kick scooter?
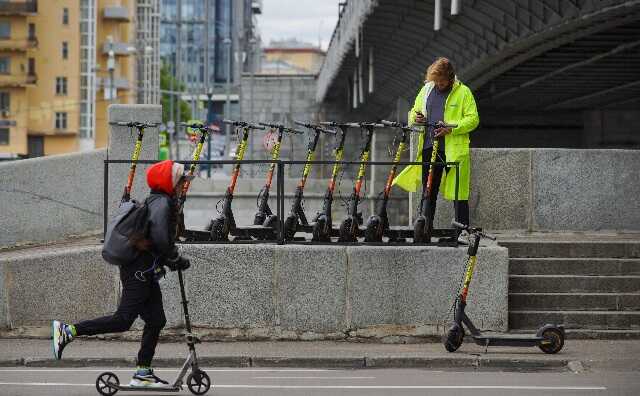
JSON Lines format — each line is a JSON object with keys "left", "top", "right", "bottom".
{"left": 413, "top": 121, "right": 457, "bottom": 243}
{"left": 443, "top": 220, "right": 565, "bottom": 354}
{"left": 251, "top": 122, "right": 304, "bottom": 240}
{"left": 311, "top": 121, "right": 350, "bottom": 242}
{"left": 95, "top": 269, "right": 211, "bottom": 395}
{"left": 176, "top": 122, "right": 214, "bottom": 240}
{"left": 207, "top": 120, "right": 265, "bottom": 241}
{"left": 110, "top": 121, "right": 159, "bottom": 203}
{"left": 338, "top": 122, "right": 386, "bottom": 242}
{"left": 363, "top": 120, "right": 421, "bottom": 242}
{"left": 282, "top": 120, "right": 336, "bottom": 240}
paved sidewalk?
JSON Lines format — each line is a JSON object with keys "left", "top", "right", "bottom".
{"left": 1, "top": 339, "right": 639, "bottom": 372}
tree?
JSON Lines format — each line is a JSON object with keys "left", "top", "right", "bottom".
{"left": 160, "top": 62, "right": 192, "bottom": 124}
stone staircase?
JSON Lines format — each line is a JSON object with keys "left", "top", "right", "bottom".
{"left": 500, "top": 239, "right": 640, "bottom": 339}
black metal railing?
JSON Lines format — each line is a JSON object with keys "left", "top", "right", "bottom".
{"left": 103, "top": 159, "right": 460, "bottom": 245}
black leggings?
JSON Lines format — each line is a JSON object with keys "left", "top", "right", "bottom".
{"left": 74, "top": 260, "right": 167, "bottom": 367}
{"left": 421, "top": 148, "right": 469, "bottom": 228}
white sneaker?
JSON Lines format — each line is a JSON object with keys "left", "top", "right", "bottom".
{"left": 129, "top": 368, "right": 169, "bottom": 388}
{"left": 457, "top": 230, "right": 470, "bottom": 245}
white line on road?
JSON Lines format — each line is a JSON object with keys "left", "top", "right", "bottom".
{"left": 251, "top": 376, "right": 377, "bottom": 379}
{"left": 0, "top": 382, "right": 607, "bottom": 391}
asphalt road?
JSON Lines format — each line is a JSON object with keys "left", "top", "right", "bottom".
{"left": 0, "top": 366, "right": 638, "bottom": 396}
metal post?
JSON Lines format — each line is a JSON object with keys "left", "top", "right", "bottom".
{"left": 107, "top": 36, "right": 116, "bottom": 103}
{"left": 434, "top": 0, "right": 442, "bottom": 31}
{"left": 224, "top": 37, "right": 232, "bottom": 161}
{"left": 103, "top": 160, "right": 109, "bottom": 239}
{"left": 451, "top": 0, "right": 460, "bottom": 15}
{"left": 205, "top": 0, "right": 211, "bottom": 178}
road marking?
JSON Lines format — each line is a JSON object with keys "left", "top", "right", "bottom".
{"left": 0, "top": 382, "right": 607, "bottom": 390}
{"left": 0, "top": 368, "right": 331, "bottom": 372}
{"left": 252, "top": 376, "right": 376, "bottom": 380}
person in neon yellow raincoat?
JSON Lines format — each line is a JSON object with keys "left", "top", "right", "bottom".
{"left": 392, "top": 57, "right": 479, "bottom": 239}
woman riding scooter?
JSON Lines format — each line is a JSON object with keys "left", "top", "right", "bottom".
{"left": 52, "top": 160, "right": 192, "bottom": 388}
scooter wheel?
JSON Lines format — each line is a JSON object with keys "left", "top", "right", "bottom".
{"left": 187, "top": 370, "right": 211, "bottom": 395}
{"left": 338, "top": 217, "right": 355, "bottom": 242}
{"left": 364, "top": 218, "right": 381, "bottom": 242}
{"left": 413, "top": 217, "right": 427, "bottom": 243}
{"left": 263, "top": 215, "right": 279, "bottom": 240}
{"left": 96, "top": 372, "right": 119, "bottom": 396}
{"left": 538, "top": 327, "right": 564, "bottom": 354}
{"left": 284, "top": 214, "right": 298, "bottom": 240}
{"left": 312, "top": 216, "right": 330, "bottom": 242}
{"left": 209, "top": 218, "right": 226, "bottom": 241}
{"left": 443, "top": 323, "right": 464, "bottom": 352}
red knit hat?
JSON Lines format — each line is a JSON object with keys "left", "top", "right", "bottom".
{"left": 146, "top": 160, "right": 184, "bottom": 195}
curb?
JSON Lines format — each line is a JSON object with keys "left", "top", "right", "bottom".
{"left": 1, "top": 356, "right": 572, "bottom": 371}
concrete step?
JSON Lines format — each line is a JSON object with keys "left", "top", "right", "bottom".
{"left": 499, "top": 240, "right": 640, "bottom": 258}
{"left": 509, "top": 258, "right": 640, "bottom": 276}
{"left": 509, "top": 292, "right": 640, "bottom": 311}
{"left": 510, "top": 328, "right": 640, "bottom": 339}
{"left": 509, "top": 275, "right": 640, "bottom": 293}
{"left": 509, "top": 310, "right": 640, "bottom": 330}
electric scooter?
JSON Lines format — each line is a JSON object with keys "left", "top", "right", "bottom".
{"left": 443, "top": 220, "right": 565, "bottom": 354}
{"left": 338, "top": 122, "right": 385, "bottom": 242}
{"left": 282, "top": 120, "right": 336, "bottom": 240}
{"left": 311, "top": 121, "right": 350, "bottom": 242}
{"left": 251, "top": 122, "right": 304, "bottom": 239}
{"left": 110, "top": 121, "right": 159, "bottom": 203}
{"left": 175, "top": 122, "right": 214, "bottom": 240}
{"left": 95, "top": 270, "right": 211, "bottom": 395}
{"left": 363, "top": 120, "right": 421, "bottom": 242}
{"left": 413, "top": 121, "right": 457, "bottom": 243}
{"left": 207, "top": 120, "right": 265, "bottom": 241}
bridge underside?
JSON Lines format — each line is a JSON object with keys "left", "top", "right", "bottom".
{"left": 319, "top": 1, "right": 640, "bottom": 149}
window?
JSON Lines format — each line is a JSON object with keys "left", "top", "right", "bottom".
{"left": 28, "top": 23, "right": 35, "bottom": 40}
{"left": 62, "top": 42, "right": 68, "bottom": 59}
{"left": 0, "top": 92, "right": 9, "bottom": 112}
{"left": 0, "top": 128, "right": 8, "bottom": 145}
{"left": 55, "top": 112, "right": 67, "bottom": 129}
{"left": 0, "top": 22, "right": 10, "bottom": 39}
{"left": 55, "top": 77, "right": 67, "bottom": 95}
{"left": 0, "top": 57, "right": 9, "bottom": 74}
{"left": 62, "top": 8, "right": 69, "bottom": 25}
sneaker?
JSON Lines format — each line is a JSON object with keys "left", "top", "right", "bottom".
{"left": 51, "top": 320, "right": 74, "bottom": 360}
{"left": 457, "top": 230, "right": 470, "bottom": 245}
{"left": 129, "top": 368, "right": 169, "bottom": 388}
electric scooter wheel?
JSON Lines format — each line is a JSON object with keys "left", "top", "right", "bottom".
{"left": 263, "top": 215, "right": 279, "bottom": 240}
{"left": 443, "top": 323, "right": 464, "bottom": 352}
{"left": 364, "top": 217, "right": 381, "bottom": 242}
{"left": 338, "top": 217, "right": 355, "bottom": 242}
{"left": 187, "top": 370, "right": 211, "bottom": 395}
{"left": 538, "top": 327, "right": 564, "bottom": 354}
{"left": 96, "top": 372, "right": 119, "bottom": 396}
{"left": 209, "top": 218, "right": 226, "bottom": 241}
{"left": 413, "top": 216, "right": 427, "bottom": 243}
{"left": 284, "top": 214, "right": 298, "bottom": 240}
{"left": 313, "top": 216, "right": 329, "bottom": 242}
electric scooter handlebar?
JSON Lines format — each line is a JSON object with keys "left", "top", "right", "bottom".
{"left": 451, "top": 220, "right": 497, "bottom": 240}
{"left": 258, "top": 122, "right": 305, "bottom": 135}
{"left": 414, "top": 121, "right": 458, "bottom": 129}
{"left": 179, "top": 122, "right": 217, "bottom": 134}
{"left": 110, "top": 121, "right": 159, "bottom": 128}
{"left": 381, "top": 120, "right": 423, "bottom": 133}
{"left": 293, "top": 120, "right": 337, "bottom": 135}
{"left": 222, "top": 119, "right": 265, "bottom": 130}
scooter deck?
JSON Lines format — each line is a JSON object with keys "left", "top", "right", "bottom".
{"left": 108, "top": 384, "right": 181, "bottom": 392}
{"left": 297, "top": 223, "right": 341, "bottom": 237}
{"left": 472, "top": 333, "right": 542, "bottom": 347}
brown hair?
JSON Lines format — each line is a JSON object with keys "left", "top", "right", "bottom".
{"left": 425, "top": 57, "right": 455, "bottom": 83}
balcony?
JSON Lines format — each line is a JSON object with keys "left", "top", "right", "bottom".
{"left": 102, "top": 41, "right": 134, "bottom": 56}
{"left": 103, "top": 5, "right": 129, "bottom": 21}
{"left": 0, "top": 1, "right": 37, "bottom": 16}
{"left": 0, "top": 73, "right": 36, "bottom": 87}
{"left": 0, "top": 37, "right": 37, "bottom": 51}
{"left": 98, "top": 76, "right": 130, "bottom": 90}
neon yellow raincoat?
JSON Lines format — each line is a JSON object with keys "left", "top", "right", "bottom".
{"left": 392, "top": 80, "right": 479, "bottom": 200}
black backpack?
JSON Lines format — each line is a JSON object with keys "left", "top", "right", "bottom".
{"left": 102, "top": 199, "right": 151, "bottom": 266}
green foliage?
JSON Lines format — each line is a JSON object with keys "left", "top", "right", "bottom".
{"left": 160, "top": 62, "right": 192, "bottom": 123}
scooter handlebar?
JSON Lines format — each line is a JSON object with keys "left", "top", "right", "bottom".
{"left": 110, "top": 121, "right": 159, "bottom": 128}
{"left": 451, "top": 220, "right": 497, "bottom": 240}
{"left": 294, "top": 120, "right": 337, "bottom": 135}
{"left": 223, "top": 119, "right": 265, "bottom": 130}
{"left": 381, "top": 120, "right": 423, "bottom": 133}
{"left": 414, "top": 121, "right": 458, "bottom": 128}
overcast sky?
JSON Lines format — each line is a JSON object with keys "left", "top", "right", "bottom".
{"left": 257, "top": 0, "right": 341, "bottom": 50}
